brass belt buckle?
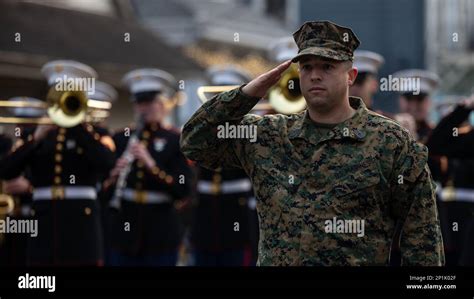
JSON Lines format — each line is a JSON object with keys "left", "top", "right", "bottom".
{"left": 135, "top": 190, "right": 147, "bottom": 204}
{"left": 51, "top": 186, "right": 65, "bottom": 200}
{"left": 443, "top": 187, "right": 456, "bottom": 202}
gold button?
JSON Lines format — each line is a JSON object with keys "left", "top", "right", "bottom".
{"left": 30, "top": 209, "right": 35, "bottom": 217}
{"left": 238, "top": 197, "right": 247, "bottom": 206}
{"left": 59, "top": 128, "right": 66, "bottom": 135}
{"left": 94, "top": 133, "right": 100, "bottom": 140}
{"left": 152, "top": 167, "right": 160, "bottom": 175}
{"left": 84, "top": 207, "right": 92, "bottom": 215}
{"left": 87, "top": 125, "right": 94, "bottom": 132}
{"left": 137, "top": 161, "right": 144, "bottom": 168}
{"left": 54, "top": 176, "right": 61, "bottom": 184}
{"left": 141, "top": 141, "right": 148, "bottom": 147}
{"left": 57, "top": 135, "right": 65, "bottom": 142}
{"left": 55, "top": 165, "right": 62, "bottom": 174}
{"left": 159, "top": 171, "right": 166, "bottom": 179}
{"left": 165, "top": 175, "right": 173, "bottom": 184}
{"left": 27, "top": 135, "right": 33, "bottom": 142}
{"left": 137, "top": 171, "right": 144, "bottom": 179}
{"left": 142, "top": 131, "right": 150, "bottom": 139}
{"left": 56, "top": 143, "right": 63, "bottom": 151}
{"left": 55, "top": 154, "right": 62, "bottom": 162}
{"left": 77, "top": 147, "right": 83, "bottom": 155}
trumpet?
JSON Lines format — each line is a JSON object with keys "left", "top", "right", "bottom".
{"left": 196, "top": 64, "right": 306, "bottom": 114}
{"left": 0, "top": 87, "right": 112, "bottom": 127}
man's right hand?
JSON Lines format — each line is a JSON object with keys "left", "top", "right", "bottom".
{"left": 241, "top": 60, "right": 292, "bottom": 98}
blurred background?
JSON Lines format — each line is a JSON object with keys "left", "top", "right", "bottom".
{"left": 1, "top": 0, "right": 472, "bottom": 129}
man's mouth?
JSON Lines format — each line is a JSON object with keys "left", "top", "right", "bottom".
{"left": 308, "top": 86, "right": 326, "bottom": 92}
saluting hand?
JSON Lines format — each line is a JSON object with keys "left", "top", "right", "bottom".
{"left": 241, "top": 60, "right": 292, "bottom": 98}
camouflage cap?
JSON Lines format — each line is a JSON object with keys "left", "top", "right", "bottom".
{"left": 291, "top": 21, "right": 360, "bottom": 63}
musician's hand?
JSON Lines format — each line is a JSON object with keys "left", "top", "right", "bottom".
{"left": 241, "top": 60, "right": 292, "bottom": 98}
{"left": 109, "top": 157, "right": 128, "bottom": 179}
{"left": 130, "top": 142, "right": 156, "bottom": 170}
{"left": 4, "top": 176, "right": 32, "bottom": 195}
{"left": 33, "top": 125, "right": 57, "bottom": 141}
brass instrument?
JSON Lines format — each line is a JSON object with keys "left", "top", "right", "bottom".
{"left": 0, "top": 87, "right": 112, "bottom": 127}
{"left": 0, "top": 181, "right": 15, "bottom": 244}
{"left": 197, "top": 64, "right": 306, "bottom": 114}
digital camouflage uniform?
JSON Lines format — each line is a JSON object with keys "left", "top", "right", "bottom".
{"left": 180, "top": 21, "right": 444, "bottom": 266}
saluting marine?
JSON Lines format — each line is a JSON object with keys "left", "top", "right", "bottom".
{"left": 105, "top": 68, "right": 193, "bottom": 266}
{"left": 181, "top": 21, "right": 444, "bottom": 266}
{"left": 0, "top": 60, "right": 116, "bottom": 266}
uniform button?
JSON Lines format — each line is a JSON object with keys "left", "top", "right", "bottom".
{"left": 238, "top": 197, "right": 246, "bottom": 206}
{"left": 137, "top": 171, "right": 144, "bottom": 179}
{"left": 54, "top": 176, "right": 61, "bottom": 184}
{"left": 84, "top": 207, "right": 92, "bottom": 215}
{"left": 59, "top": 128, "right": 66, "bottom": 135}
{"left": 159, "top": 171, "right": 166, "bottom": 179}
{"left": 77, "top": 147, "right": 83, "bottom": 155}
{"left": 141, "top": 141, "right": 148, "bottom": 147}
{"left": 142, "top": 131, "right": 150, "bottom": 139}
{"left": 57, "top": 135, "right": 65, "bottom": 142}
{"left": 165, "top": 175, "right": 173, "bottom": 184}
{"left": 30, "top": 209, "right": 35, "bottom": 217}
{"left": 55, "top": 165, "right": 62, "bottom": 174}
{"left": 94, "top": 133, "right": 100, "bottom": 140}
{"left": 152, "top": 166, "right": 160, "bottom": 175}
{"left": 55, "top": 154, "right": 62, "bottom": 162}
{"left": 56, "top": 143, "right": 63, "bottom": 151}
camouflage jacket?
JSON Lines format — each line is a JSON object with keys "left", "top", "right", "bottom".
{"left": 180, "top": 86, "right": 445, "bottom": 266}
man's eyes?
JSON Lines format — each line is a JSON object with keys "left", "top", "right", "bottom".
{"left": 324, "top": 64, "right": 334, "bottom": 70}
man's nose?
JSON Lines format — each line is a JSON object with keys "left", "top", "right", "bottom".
{"left": 310, "top": 68, "right": 323, "bottom": 81}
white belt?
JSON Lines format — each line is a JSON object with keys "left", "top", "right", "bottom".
{"left": 438, "top": 187, "right": 474, "bottom": 203}
{"left": 33, "top": 186, "right": 97, "bottom": 201}
{"left": 122, "top": 188, "right": 172, "bottom": 204}
{"left": 197, "top": 178, "right": 252, "bottom": 195}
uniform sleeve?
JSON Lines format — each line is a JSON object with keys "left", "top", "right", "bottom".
{"left": 70, "top": 124, "right": 115, "bottom": 174}
{"left": 390, "top": 137, "right": 445, "bottom": 266}
{"left": 426, "top": 105, "right": 474, "bottom": 158}
{"left": 148, "top": 135, "right": 194, "bottom": 200}
{"left": 180, "top": 86, "right": 262, "bottom": 171}
{"left": 0, "top": 139, "right": 37, "bottom": 180}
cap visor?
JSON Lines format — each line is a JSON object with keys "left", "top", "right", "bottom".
{"left": 291, "top": 47, "right": 351, "bottom": 63}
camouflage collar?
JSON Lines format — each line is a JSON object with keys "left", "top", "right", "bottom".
{"left": 288, "top": 97, "right": 368, "bottom": 145}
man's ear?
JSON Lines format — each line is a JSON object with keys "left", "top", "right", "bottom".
{"left": 348, "top": 67, "right": 358, "bottom": 86}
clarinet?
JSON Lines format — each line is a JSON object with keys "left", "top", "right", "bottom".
{"left": 110, "top": 115, "right": 145, "bottom": 209}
